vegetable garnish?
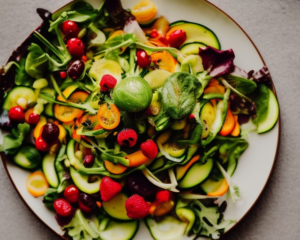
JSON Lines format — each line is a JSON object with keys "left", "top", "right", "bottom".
{"left": 0, "top": 0, "right": 279, "bottom": 239}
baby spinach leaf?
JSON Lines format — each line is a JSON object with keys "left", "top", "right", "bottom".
{"left": 15, "top": 58, "right": 35, "bottom": 86}
{"left": 162, "top": 72, "right": 201, "bottom": 120}
{"left": 253, "top": 84, "right": 270, "bottom": 124}
{"left": 25, "top": 43, "right": 48, "bottom": 79}
{"left": 223, "top": 74, "right": 257, "bottom": 95}
{"left": 0, "top": 123, "right": 30, "bottom": 155}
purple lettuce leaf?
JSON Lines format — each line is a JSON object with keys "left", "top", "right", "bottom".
{"left": 199, "top": 46, "right": 235, "bottom": 77}
{"left": 248, "top": 66, "right": 272, "bottom": 87}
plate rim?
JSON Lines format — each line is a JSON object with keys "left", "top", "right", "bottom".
{"left": 0, "top": 0, "right": 281, "bottom": 239}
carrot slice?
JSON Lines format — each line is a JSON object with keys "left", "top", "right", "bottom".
{"left": 104, "top": 160, "right": 127, "bottom": 174}
{"left": 207, "top": 179, "right": 229, "bottom": 197}
{"left": 126, "top": 150, "right": 150, "bottom": 167}
{"left": 26, "top": 171, "right": 49, "bottom": 198}
{"left": 230, "top": 115, "right": 241, "bottom": 137}
{"left": 204, "top": 86, "right": 223, "bottom": 94}
{"left": 151, "top": 51, "right": 177, "bottom": 73}
{"left": 97, "top": 103, "right": 120, "bottom": 130}
{"left": 219, "top": 109, "right": 235, "bottom": 136}
{"left": 208, "top": 78, "right": 220, "bottom": 87}
{"left": 176, "top": 155, "right": 200, "bottom": 180}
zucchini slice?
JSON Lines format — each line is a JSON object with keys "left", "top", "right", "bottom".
{"left": 99, "top": 220, "right": 139, "bottom": 240}
{"left": 145, "top": 216, "right": 187, "bottom": 240}
{"left": 178, "top": 158, "right": 214, "bottom": 189}
{"left": 168, "top": 21, "right": 220, "bottom": 49}
{"left": 102, "top": 193, "right": 131, "bottom": 221}
{"left": 256, "top": 86, "right": 279, "bottom": 133}
{"left": 70, "top": 167, "right": 101, "bottom": 194}
{"left": 180, "top": 42, "right": 207, "bottom": 55}
{"left": 3, "top": 86, "right": 37, "bottom": 110}
{"left": 13, "top": 145, "right": 42, "bottom": 170}
{"left": 42, "top": 154, "right": 59, "bottom": 188}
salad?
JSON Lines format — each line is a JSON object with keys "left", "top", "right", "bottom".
{"left": 0, "top": 0, "right": 279, "bottom": 239}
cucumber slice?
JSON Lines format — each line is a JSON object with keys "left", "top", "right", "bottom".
{"left": 3, "top": 86, "right": 37, "bottom": 110}
{"left": 178, "top": 158, "right": 214, "bottom": 189}
{"left": 145, "top": 216, "right": 187, "bottom": 240}
{"left": 42, "top": 154, "right": 59, "bottom": 188}
{"left": 67, "top": 139, "right": 81, "bottom": 169}
{"left": 102, "top": 193, "right": 131, "bottom": 221}
{"left": 99, "top": 220, "right": 139, "bottom": 240}
{"left": 180, "top": 42, "right": 207, "bottom": 55}
{"left": 257, "top": 87, "right": 279, "bottom": 133}
{"left": 13, "top": 145, "right": 42, "bottom": 170}
{"left": 201, "top": 178, "right": 224, "bottom": 194}
{"left": 168, "top": 21, "right": 220, "bottom": 49}
{"left": 70, "top": 167, "right": 101, "bottom": 194}
{"left": 200, "top": 102, "right": 216, "bottom": 139}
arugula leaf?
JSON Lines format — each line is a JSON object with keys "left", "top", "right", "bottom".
{"left": 25, "top": 44, "right": 48, "bottom": 79}
{"left": 15, "top": 58, "right": 35, "bottom": 86}
{"left": 0, "top": 123, "right": 30, "bottom": 155}
{"left": 63, "top": 209, "right": 100, "bottom": 239}
{"left": 162, "top": 72, "right": 201, "bottom": 120}
{"left": 189, "top": 200, "right": 235, "bottom": 239}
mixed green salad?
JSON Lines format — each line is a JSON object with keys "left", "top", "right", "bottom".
{"left": 0, "top": 0, "right": 279, "bottom": 239}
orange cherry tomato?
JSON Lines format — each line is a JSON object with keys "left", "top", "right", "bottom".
{"left": 97, "top": 103, "right": 120, "bottom": 130}
{"left": 54, "top": 91, "right": 89, "bottom": 123}
{"left": 150, "top": 51, "right": 177, "bottom": 73}
{"left": 132, "top": 0, "right": 157, "bottom": 23}
{"left": 26, "top": 171, "right": 49, "bottom": 197}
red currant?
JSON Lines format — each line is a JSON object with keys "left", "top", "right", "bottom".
{"left": 62, "top": 20, "right": 79, "bottom": 38}
{"left": 36, "top": 136, "right": 49, "bottom": 152}
{"left": 53, "top": 198, "right": 72, "bottom": 217}
{"left": 83, "top": 155, "right": 94, "bottom": 168}
{"left": 27, "top": 113, "right": 40, "bottom": 125}
{"left": 136, "top": 50, "right": 151, "bottom": 68}
{"left": 60, "top": 71, "right": 67, "bottom": 79}
{"left": 8, "top": 106, "right": 25, "bottom": 122}
{"left": 67, "top": 38, "right": 85, "bottom": 58}
{"left": 64, "top": 185, "right": 79, "bottom": 203}
{"left": 167, "top": 29, "right": 187, "bottom": 48}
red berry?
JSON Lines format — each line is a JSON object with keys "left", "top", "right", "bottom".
{"left": 60, "top": 71, "right": 67, "bottom": 79}
{"left": 67, "top": 38, "right": 85, "bottom": 57}
{"left": 189, "top": 114, "right": 196, "bottom": 123}
{"left": 41, "top": 123, "right": 60, "bottom": 144}
{"left": 8, "top": 106, "right": 25, "bottom": 122}
{"left": 167, "top": 29, "right": 187, "bottom": 48}
{"left": 100, "top": 177, "right": 121, "bottom": 202}
{"left": 81, "top": 55, "right": 88, "bottom": 62}
{"left": 155, "top": 190, "right": 173, "bottom": 205}
{"left": 100, "top": 74, "right": 117, "bottom": 92}
{"left": 140, "top": 140, "right": 158, "bottom": 159}
{"left": 36, "top": 136, "right": 49, "bottom": 152}
{"left": 27, "top": 113, "right": 40, "bottom": 125}
{"left": 53, "top": 198, "right": 72, "bottom": 217}
{"left": 150, "top": 29, "right": 159, "bottom": 38}
{"left": 62, "top": 20, "right": 79, "bottom": 38}
{"left": 117, "top": 129, "right": 138, "bottom": 147}
{"left": 78, "top": 201, "right": 92, "bottom": 213}
{"left": 125, "top": 194, "right": 150, "bottom": 219}
{"left": 64, "top": 185, "right": 79, "bottom": 203}
{"left": 83, "top": 155, "right": 94, "bottom": 168}
{"left": 136, "top": 50, "right": 151, "bottom": 68}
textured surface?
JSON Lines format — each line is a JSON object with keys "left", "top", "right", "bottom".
{"left": 0, "top": 0, "right": 299, "bottom": 239}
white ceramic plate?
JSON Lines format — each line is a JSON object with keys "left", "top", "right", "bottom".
{"left": 1, "top": 0, "right": 280, "bottom": 239}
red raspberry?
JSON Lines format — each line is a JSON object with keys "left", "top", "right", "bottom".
{"left": 100, "top": 177, "right": 122, "bottom": 202}
{"left": 117, "top": 129, "right": 138, "bottom": 147}
{"left": 140, "top": 140, "right": 158, "bottom": 159}
{"left": 125, "top": 194, "right": 150, "bottom": 219}
{"left": 100, "top": 74, "right": 117, "bottom": 92}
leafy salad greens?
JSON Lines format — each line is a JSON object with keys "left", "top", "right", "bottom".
{"left": 0, "top": 0, "right": 279, "bottom": 240}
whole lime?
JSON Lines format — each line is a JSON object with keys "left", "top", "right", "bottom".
{"left": 113, "top": 77, "right": 153, "bottom": 112}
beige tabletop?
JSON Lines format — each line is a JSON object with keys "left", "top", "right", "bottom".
{"left": 0, "top": 0, "right": 299, "bottom": 240}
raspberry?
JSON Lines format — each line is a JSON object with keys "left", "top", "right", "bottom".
{"left": 140, "top": 140, "right": 158, "bottom": 159}
{"left": 125, "top": 194, "right": 150, "bottom": 219}
{"left": 117, "top": 129, "right": 138, "bottom": 147}
{"left": 100, "top": 74, "right": 117, "bottom": 92}
{"left": 100, "top": 177, "right": 121, "bottom": 202}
